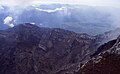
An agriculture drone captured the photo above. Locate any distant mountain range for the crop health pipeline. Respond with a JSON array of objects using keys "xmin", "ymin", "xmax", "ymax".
[
  {"xmin": 0, "ymin": 4, "xmax": 119, "ymax": 35},
  {"xmin": 1, "ymin": 3, "xmax": 120, "ymax": 74}
]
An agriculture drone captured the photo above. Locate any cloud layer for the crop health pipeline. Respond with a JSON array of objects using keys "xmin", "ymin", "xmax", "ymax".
[
  {"xmin": 0, "ymin": 0, "xmax": 120, "ymax": 7},
  {"xmin": 35, "ymin": 7, "xmax": 66, "ymax": 13}
]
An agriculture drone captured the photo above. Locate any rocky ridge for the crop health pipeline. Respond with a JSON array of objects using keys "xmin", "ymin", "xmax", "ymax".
[
  {"xmin": 0, "ymin": 23, "xmax": 120, "ymax": 74},
  {"xmin": 77, "ymin": 35, "xmax": 120, "ymax": 74},
  {"xmin": 0, "ymin": 23, "xmax": 98, "ymax": 74}
]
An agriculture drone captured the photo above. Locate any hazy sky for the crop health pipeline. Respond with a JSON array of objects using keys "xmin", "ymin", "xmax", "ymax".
[{"xmin": 0, "ymin": 0, "xmax": 120, "ymax": 7}]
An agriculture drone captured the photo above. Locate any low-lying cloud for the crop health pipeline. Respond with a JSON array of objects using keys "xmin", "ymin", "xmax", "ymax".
[
  {"xmin": 4, "ymin": 16, "xmax": 14, "ymax": 27},
  {"xmin": 35, "ymin": 7, "xmax": 66, "ymax": 13}
]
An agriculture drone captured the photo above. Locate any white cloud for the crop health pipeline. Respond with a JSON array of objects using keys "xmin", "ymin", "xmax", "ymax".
[
  {"xmin": 4, "ymin": 16, "xmax": 14, "ymax": 27},
  {"xmin": 35, "ymin": 7, "xmax": 66, "ymax": 13},
  {"xmin": 35, "ymin": 7, "xmax": 71, "ymax": 16}
]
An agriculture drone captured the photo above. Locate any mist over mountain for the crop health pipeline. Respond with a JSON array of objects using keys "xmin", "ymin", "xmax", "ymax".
[
  {"xmin": 0, "ymin": 2, "xmax": 120, "ymax": 74},
  {"xmin": 0, "ymin": 4, "xmax": 119, "ymax": 35}
]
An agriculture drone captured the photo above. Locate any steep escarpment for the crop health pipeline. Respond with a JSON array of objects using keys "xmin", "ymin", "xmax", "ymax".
[
  {"xmin": 96, "ymin": 28, "xmax": 120, "ymax": 45},
  {"xmin": 77, "ymin": 53, "xmax": 120, "ymax": 74},
  {"xmin": 91, "ymin": 39, "xmax": 117, "ymax": 57},
  {"xmin": 0, "ymin": 23, "xmax": 98, "ymax": 74},
  {"xmin": 77, "ymin": 36, "xmax": 120, "ymax": 74}
]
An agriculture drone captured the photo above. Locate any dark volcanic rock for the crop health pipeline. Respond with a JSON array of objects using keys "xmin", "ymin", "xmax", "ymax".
[
  {"xmin": 91, "ymin": 39, "xmax": 117, "ymax": 57},
  {"xmin": 77, "ymin": 36, "xmax": 120, "ymax": 74},
  {"xmin": 0, "ymin": 23, "xmax": 98, "ymax": 74},
  {"xmin": 77, "ymin": 53, "xmax": 120, "ymax": 74}
]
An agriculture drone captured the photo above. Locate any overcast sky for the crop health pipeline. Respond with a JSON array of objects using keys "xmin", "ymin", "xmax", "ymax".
[{"xmin": 0, "ymin": 0, "xmax": 120, "ymax": 7}]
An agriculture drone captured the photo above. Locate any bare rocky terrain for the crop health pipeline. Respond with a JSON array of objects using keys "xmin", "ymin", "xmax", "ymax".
[
  {"xmin": 77, "ymin": 36, "xmax": 120, "ymax": 74},
  {"xmin": 0, "ymin": 23, "xmax": 120, "ymax": 74}
]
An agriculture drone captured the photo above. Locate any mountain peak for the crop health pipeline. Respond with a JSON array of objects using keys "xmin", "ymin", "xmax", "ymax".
[{"xmin": 14, "ymin": 23, "xmax": 38, "ymax": 29}]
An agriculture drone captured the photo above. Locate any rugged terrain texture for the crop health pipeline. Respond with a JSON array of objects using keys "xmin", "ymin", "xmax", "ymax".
[
  {"xmin": 1, "ymin": 23, "xmax": 120, "ymax": 74},
  {"xmin": 77, "ymin": 36, "xmax": 120, "ymax": 74},
  {"xmin": 96, "ymin": 28, "xmax": 120, "ymax": 45},
  {"xmin": 0, "ymin": 23, "xmax": 99, "ymax": 74}
]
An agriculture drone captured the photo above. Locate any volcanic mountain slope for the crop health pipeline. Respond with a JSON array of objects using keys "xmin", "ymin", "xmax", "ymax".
[
  {"xmin": 91, "ymin": 28, "xmax": 120, "ymax": 57},
  {"xmin": 77, "ymin": 36, "xmax": 120, "ymax": 74},
  {"xmin": 0, "ymin": 23, "xmax": 99, "ymax": 74}
]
